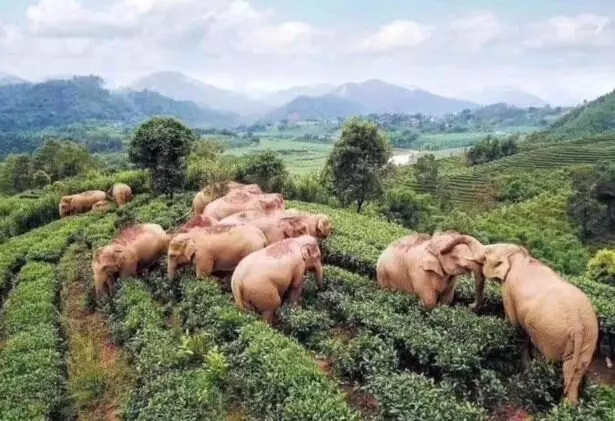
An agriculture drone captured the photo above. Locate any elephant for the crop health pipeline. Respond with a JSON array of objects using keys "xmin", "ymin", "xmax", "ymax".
[
  {"xmin": 464, "ymin": 243, "xmax": 599, "ymax": 405},
  {"xmin": 92, "ymin": 223, "xmax": 169, "ymax": 297},
  {"xmin": 282, "ymin": 213, "xmax": 332, "ymax": 239},
  {"xmin": 109, "ymin": 183, "xmax": 133, "ymax": 207},
  {"xmin": 59, "ymin": 190, "xmax": 107, "ymax": 218},
  {"xmin": 218, "ymin": 209, "xmax": 279, "ymax": 225},
  {"xmin": 231, "ymin": 235, "xmax": 324, "ymax": 324},
  {"xmin": 167, "ymin": 223, "xmax": 267, "ymax": 279},
  {"xmin": 376, "ymin": 231, "xmax": 485, "ymax": 310},
  {"xmin": 236, "ymin": 214, "xmax": 310, "ymax": 245},
  {"xmin": 192, "ymin": 182, "xmax": 263, "ymax": 215},
  {"xmin": 92, "ymin": 200, "xmax": 111, "ymax": 213},
  {"xmin": 203, "ymin": 192, "xmax": 285, "ymax": 221},
  {"xmin": 178, "ymin": 214, "xmax": 218, "ymax": 233}
]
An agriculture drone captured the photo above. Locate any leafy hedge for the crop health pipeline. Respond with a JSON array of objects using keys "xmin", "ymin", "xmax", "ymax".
[
  {"xmin": 0, "ymin": 170, "xmax": 148, "ymax": 242},
  {"xmin": 0, "ymin": 263, "xmax": 67, "ymax": 420}
]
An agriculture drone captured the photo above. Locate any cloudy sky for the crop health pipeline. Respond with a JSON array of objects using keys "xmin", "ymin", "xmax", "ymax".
[{"xmin": 1, "ymin": 0, "xmax": 614, "ymax": 104}]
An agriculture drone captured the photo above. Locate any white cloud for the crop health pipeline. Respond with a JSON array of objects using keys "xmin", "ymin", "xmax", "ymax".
[
  {"xmin": 523, "ymin": 13, "xmax": 612, "ymax": 48},
  {"xmin": 357, "ymin": 20, "xmax": 432, "ymax": 54},
  {"xmin": 448, "ymin": 12, "xmax": 507, "ymax": 52}
]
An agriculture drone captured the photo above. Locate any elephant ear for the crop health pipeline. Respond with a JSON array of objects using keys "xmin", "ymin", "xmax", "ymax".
[
  {"xmin": 301, "ymin": 242, "xmax": 318, "ymax": 262},
  {"xmin": 484, "ymin": 251, "xmax": 511, "ymax": 282},
  {"xmin": 281, "ymin": 220, "xmax": 294, "ymax": 239},
  {"xmin": 316, "ymin": 216, "xmax": 328, "ymax": 236},
  {"xmin": 183, "ymin": 238, "xmax": 197, "ymax": 261},
  {"xmin": 420, "ymin": 254, "xmax": 444, "ymax": 278}
]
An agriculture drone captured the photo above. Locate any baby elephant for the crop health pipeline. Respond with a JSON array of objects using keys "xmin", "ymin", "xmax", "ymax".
[
  {"xmin": 231, "ymin": 235, "xmax": 324, "ymax": 324},
  {"xmin": 167, "ymin": 224, "xmax": 267, "ymax": 279},
  {"xmin": 92, "ymin": 223, "xmax": 169, "ymax": 297},
  {"xmin": 469, "ymin": 243, "xmax": 599, "ymax": 405},
  {"xmin": 109, "ymin": 182, "xmax": 133, "ymax": 207}
]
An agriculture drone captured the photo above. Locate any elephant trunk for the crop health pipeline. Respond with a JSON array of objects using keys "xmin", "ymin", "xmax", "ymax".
[
  {"xmin": 167, "ymin": 259, "xmax": 178, "ymax": 280},
  {"xmin": 94, "ymin": 270, "xmax": 108, "ymax": 298}
]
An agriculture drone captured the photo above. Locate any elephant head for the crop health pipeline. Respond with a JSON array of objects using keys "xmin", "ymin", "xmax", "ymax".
[
  {"xmin": 433, "ymin": 232, "xmax": 487, "ymax": 310},
  {"xmin": 474, "ymin": 243, "xmax": 529, "ymax": 283},
  {"xmin": 93, "ymin": 245, "xmax": 126, "ymax": 297},
  {"xmin": 314, "ymin": 214, "xmax": 332, "ymax": 238},
  {"xmin": 59, "ymin": 196, "xmax": 73, "ymax": 217},
  {"xmin": 280, "ymin": 217, "xmax": 310, "ymax": 238},
  {"xmin": 299, "ymin": 236, "xmax": 324, "ymax": 288},
  {"xmin": 167, "ymin": 234, "xmax": 196, "ymax": 279}
]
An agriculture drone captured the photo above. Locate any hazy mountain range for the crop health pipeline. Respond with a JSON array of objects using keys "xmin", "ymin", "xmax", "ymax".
[{"xmin": 0, "ymin": 70, "xmax": 553, "ymax": 124}]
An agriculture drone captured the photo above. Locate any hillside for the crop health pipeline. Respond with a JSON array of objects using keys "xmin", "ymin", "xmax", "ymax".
[
  {"xmin": 0, "ymin": 76, "xmax": 238, "ymax": 132},
  {"xmin": 260, "ymin": 83, "xmax": 335, "ymax": 106},
  {"xmin": 262, "ymin": 94, "xmax": 367, "ymax": 121},
  {"xmin": 0, "ymin": 73, "xmax": 27, "ymax": 86},
  {"xmin": 130, "ymin": 71, "xmax": 265, "ymax": 116},
  {"xmin": 464, "ymin": 86, "xmax": 548, "ymax": 108},
  {"xmin": 549, "ymin": 89, "xmax": 615, "ymax": 137},
  {"xmin": 328, "ymin": 79, "xmax": 478, "ymax": 115}
]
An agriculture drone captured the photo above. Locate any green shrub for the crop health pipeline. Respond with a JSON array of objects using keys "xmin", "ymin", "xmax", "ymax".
[
  {"xmin": 586, "ymin": 249, "xmax": 615, "ymax": 287},
  {"xmin": 0, "ymin": 262, "xmax": 66, "ymax": 420},
  {"xmin": 541, "ymin": 384, "xmax": 615, "ymax": 420}
]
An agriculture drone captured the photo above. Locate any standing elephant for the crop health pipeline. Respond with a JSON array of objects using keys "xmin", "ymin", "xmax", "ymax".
[
  {"xmin": 59, "ymin": 190, "xmax": 107, "ymax": 218},
  {"xmin": 192, "ymin": 182, "xmax": 263, "ymax": 215},
  {"xmin": 167, "ymin": 223, "xmax": 267, "ymax": 279},
  {"xmin": 203, "ymin": 192, "xmax": 285, "ymax": 221},
  {"xmin": 376, "ymin": 231, "xmax": 485, "ymax": 310},
  {"xmin": 92, "ymin": 223, "xmax": 169, "ymax": 297},
  {"xmin": 109, "ymin": 183, "xmax": 133, "ymax": 207},
  {"xmin": 465, "ymin": 243, "xmax": 599, "ymax": 405},
  {"xmin": 231, "ymin": 235, "xmax": 324, "ymax": 324}
]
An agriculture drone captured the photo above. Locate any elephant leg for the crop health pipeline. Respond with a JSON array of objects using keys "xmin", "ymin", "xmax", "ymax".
[
  {"xmin": 287, "ymin": 271, "xmax": 306, "ymax": 305},
  {"xmin": 521, "ymin": 332, "xmax": 533, "ymax": 369},
  {"xmin": 195, "ymin": 254, "xmax": 215, "ymax": 278},
  {"xmin": 562, "ymin": 355, "xmax": 589, "ymax": 406},
  {"xmin": 417, "ymin": 289, "xmax": 438, "ymax": 310},
  {"xmin": 263, "ymin": 310, "xmax": 276, "ymax": 325},
  {"xmin": 438, "ymin": 281, "xmax": 457, "ymax": 306}
]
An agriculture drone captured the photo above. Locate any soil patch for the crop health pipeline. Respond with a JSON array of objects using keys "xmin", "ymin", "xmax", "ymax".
[{"xmin": 587, "ymin": 356, "xmax": 615, "ymax": 387}]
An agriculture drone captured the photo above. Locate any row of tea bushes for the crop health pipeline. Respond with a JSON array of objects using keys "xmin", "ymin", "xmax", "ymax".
[{"xmin": 289, "ymin": 201, "xmax": 615, "ymax": 338}]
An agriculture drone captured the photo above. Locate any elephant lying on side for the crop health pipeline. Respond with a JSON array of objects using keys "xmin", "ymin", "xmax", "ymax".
[
  {"xmin": 92, "ymin": 223, "xmax": 169, "ymax": 297},
  {"xmin": 236, "ymin": 215, "xmax": 310, "ymax": 245},
  {"xmin": 376, "ymin": 231, "xmax": 485, "ymax": 310},
  {"xmin": 59, "ymin": 190, "xmax": 107, "ymax": 218},
  {"xmin": 282, "ymin": 213, "xmax": 332, "ymax": 239},
  {"xmin": 167, "ymin": 223, "xmax": 267, "ymax": 279},
  {"xmin": 192, "ymin": 182, "xmax": 263, "ymax": 215},
  {"xmin": 463, "ymin": 243, "xmax": 599, "ymax": 405},
  {"xmin": 231, "ymin": 235, "xmax": 324, "ymax": 324},
  {"xmin": 203, "ymin": 192, "xmax": 285, "ymax": 220},
  {"xmin": 109, "ymin": 183, "xmax": 133, "ymax": 207},
  {"xmin": 178, "ymin": 214, "xmax": 218, "ymax": 233}
]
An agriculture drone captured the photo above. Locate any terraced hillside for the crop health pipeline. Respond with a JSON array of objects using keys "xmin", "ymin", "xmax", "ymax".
[
  {"xmin": 0, "ymin": 190, "xmax": 614, "ymax": 420},
  {"xmin": 400, "ymin": 135, "xmax": 615, "ymax": 206}
]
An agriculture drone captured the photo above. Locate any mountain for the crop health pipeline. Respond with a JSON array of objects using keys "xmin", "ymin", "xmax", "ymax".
[
  {"xmin": 130, "ymin": 71, "xmax": 266, "ymax": 116},
  {"xmin": 0, "ymin": 76, "xmax": 239, "ymax": 132},
  {"xmin": 327, "ymin": 79, "xmax": 479, "ymax": 115},
  {"xmin": 464, "ymin": 87, "xmax": 548, "ymax": 108},
  {"xmin": 260, "ymin": 84, "xmax": 336, "ymax": 106},
  {"xmin": 0, "ymin": 73, "xmax": 27, "ymax": 86},
  {"xmin": 262, "ymin": 95, "xmax": 366, "ymax": 122},
  {"xmin": 549, "ymin": 89, "xmax": 615, "ymax": 137}
]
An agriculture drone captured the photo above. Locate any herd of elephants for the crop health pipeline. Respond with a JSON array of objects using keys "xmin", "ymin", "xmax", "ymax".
[{"xmin": 57, "ymin": 181, "xmax": 612, "ymax": 406}]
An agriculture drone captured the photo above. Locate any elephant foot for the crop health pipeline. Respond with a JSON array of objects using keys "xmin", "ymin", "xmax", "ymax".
[{"xmin": 607, "ymin": 356, "xmax": 613, "ymax": 369}]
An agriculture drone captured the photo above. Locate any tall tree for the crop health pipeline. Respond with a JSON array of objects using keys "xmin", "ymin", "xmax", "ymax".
[
  {"xmin": 325, "ymin": 118, "xmax": 391, "ymax": 212},
  {"xmin": 129, "ymin": 117, "xmax": 194, "ymax": 198}
]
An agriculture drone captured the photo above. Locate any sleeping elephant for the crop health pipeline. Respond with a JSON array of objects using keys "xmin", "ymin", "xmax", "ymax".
[
  {"xmin": 192, "ymin": 182, "xmax": 263, "ymax": 215},
  {"xmin": 92, "ymin": 223, "xmax": 169, "ymax": 297},
  {"xmin": 92, "ymin": 200, "xmax": 112, "ymax": 213},
  {"xmin": 167, "ymin": 223, "xmax": 267, "ymax": 279},
  {"xmin": 178, "ymin": 214, "xmax": 218, "ymax": 233},
  {"xmin": 238, "ymin": 215, "xmax": 310, "ymax": 245},
  {"xmin": 465, "ymin": 243, "xmax": 599, "ymax": 405},
  {"xmin": 282, "ymin": 213, "xmax": 331, "ymax": 239},
  {"xmin": 203, "ymin": 192, "xmax": 285, "ymax": 221},
  {"xmin": 231, "ymin": 235, "xmax": 324, "ymax": 324},
  {"xmin": 109, "ymin": 183, "xmax": 133, "ymax": 207},
  {"xmin": 59, "ymin": 190, "xmax": 107, "ymax": 218},
  {"xmin": 376, "ymin": 231, "xmax": 485, "ymax": 310}
]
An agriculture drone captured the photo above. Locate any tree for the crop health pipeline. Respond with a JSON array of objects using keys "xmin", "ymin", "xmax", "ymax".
[
  {"xmin": 325, "ymin": 118, "xmax": 391, "ymax": 212},
  {"xmin": 129, "ymin": 117, "xmax": 194, "ymax": 198},
  {"xmin": 0, "ymin": 154, "xmax": 33, "ymax": 194},
  {"xmin": 414, "ymin": 154, "xmax": 439, "ymax": 191},
  {"xmin": 235, "ymin": 151, "xmax": 288, "ymax": 193}
]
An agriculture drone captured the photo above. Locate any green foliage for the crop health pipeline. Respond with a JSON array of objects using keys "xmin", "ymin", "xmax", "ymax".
[
  {"xmin": 586, "ymin": 249, "xmax": 615, "ymax": 286},
  {"xmin": 129, "ymin": 117, "xmax": 195, "ymax": 197},
  {"xmin": 541, "ymin": 384, "xmax": 615, "ymax": 420},
  {"xmin": 550, "ymin": 89, "xmax": 615, "ymax": 138},
  {"xmin": 378, "ymin": 187, "xmax": 437, "ymax": 231},
  {"xmin": 234, "ymin": 150, "xmax": 289, "ymax": 192},
  {"xmin": 466, "ymin": 134, "xmax": 519, "ymax": 166},
  {"xmin": 414, "ymin": 153, "xmax": 440, "ymax": 191},
  {"xmin": 325, "ymin": 118, "xmax": 392, "ymax": 212},
  {"xmin": 0, "ymin": 263, "xmax": 66, "ymax": 420}
]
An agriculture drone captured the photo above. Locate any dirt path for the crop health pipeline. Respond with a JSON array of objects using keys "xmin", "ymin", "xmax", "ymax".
[{"xmin": 60, "ymin": 246, "xmax": 135, "ymax": 421}]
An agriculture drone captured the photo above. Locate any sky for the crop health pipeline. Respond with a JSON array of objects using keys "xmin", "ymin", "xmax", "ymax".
[{"xmin": 0, "ymin": 0, "xmax": 614, "ymax": 105}]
